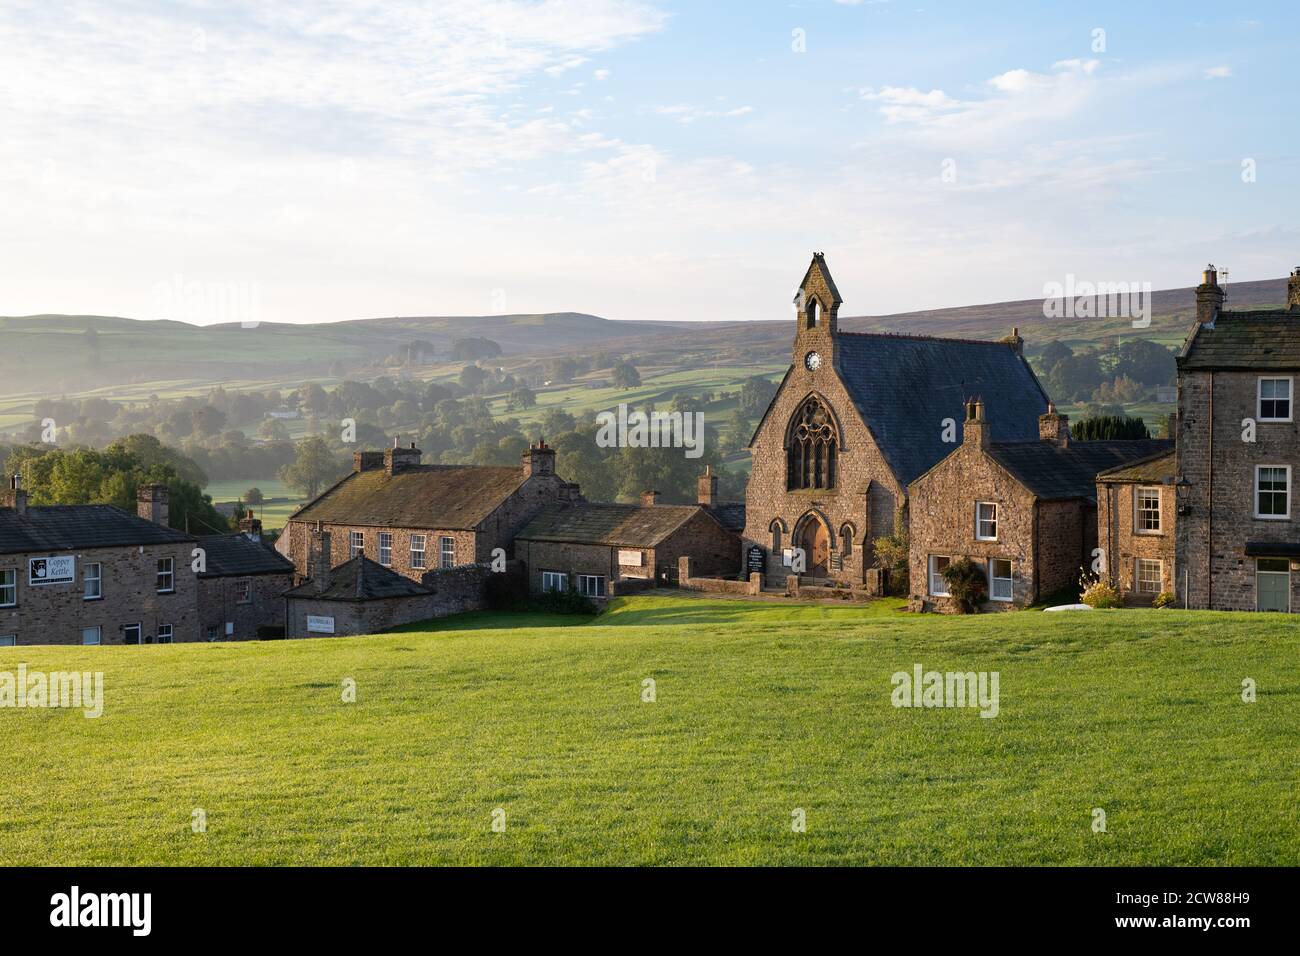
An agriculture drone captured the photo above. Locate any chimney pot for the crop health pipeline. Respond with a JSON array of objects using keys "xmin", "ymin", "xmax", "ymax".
[{"xmin": 641, "ymin": 489, "xmax": 661, "ymax": 507}]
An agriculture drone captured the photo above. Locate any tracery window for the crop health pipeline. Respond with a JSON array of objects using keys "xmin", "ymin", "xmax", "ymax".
[{"xmin": 787, "ymin": 396, "xmax": 838, "ymax": 490}]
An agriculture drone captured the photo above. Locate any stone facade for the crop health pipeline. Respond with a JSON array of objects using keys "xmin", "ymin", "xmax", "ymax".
[
  {"xmin": 197, "ymin": 571, "xmax": 291, "ymax": 641},
  {"xmin": 1096, "ymin": 476, "xmax": 1176, "ymax": 605},
  {"xmin": 1176, "ymin": 266, "xmax": 1300, "ymax": 611},
  {"xmin": 285, "ymin": 564, "xmax": 490, "ymax": 638}
]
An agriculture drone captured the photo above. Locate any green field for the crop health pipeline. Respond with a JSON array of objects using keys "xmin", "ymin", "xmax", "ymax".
[
  {"xmin": 2, "ymin": 594, "xmax": 1296, "ymax": 866},
  {"xmin": 204, "ymin": 478, "xmax": 305, "ymax": 531}
]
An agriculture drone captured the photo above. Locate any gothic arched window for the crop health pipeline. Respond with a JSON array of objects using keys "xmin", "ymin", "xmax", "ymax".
[{"xmin": 786, "ymin": 396, "xmax": 838, "ymax": 490}]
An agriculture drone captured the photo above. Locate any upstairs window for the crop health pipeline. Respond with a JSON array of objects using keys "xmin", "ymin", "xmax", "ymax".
[
  {"xmin": 975, "ymin": 502, "xmax": 998, "ymax": 541},
  {"xmin": 1135, "ymin": 487, "xmax": 1162, "ymax": 533},
  {"xmin": 440, "ymin": 536, "xmax": 456, "ymax": 569},
  {"xmin": 787, "ymin": 396, "xmax": 837, "ymax": 490},
  {"xmin": 236, "ymin": 579, "xmax": 252, "ymax": 604},
  {"xmin": 1256, "ymin": 466, "xmax": 1290, "ymax": 519},
  {"xmin": 156, "ymin": 558, "xmax": 174, "ymax": 593},
  {"xmin": 1258, "ymin": 377, "xmax": 1292, "ymax": 422},
  {"xmin": 349, "ymin": 531, "xmax": 364, "ymax": 558},
  {"xmin": 410, "ymin": 534, "xmax": 426, "ymax": 569},
  {"xmin": 378, "ymin": 532, "xmax": 393, "ymax": 567},
  {"xmin": 84, "ymin": 562, "xmax": 102, "ymax": 600}
]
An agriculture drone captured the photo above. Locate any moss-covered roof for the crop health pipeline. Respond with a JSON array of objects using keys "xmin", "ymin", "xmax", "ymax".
[
  {"xmin": 1095, "ymin": 449, "xmax": 1177, "ymax": 484},
  {"xmin": 1178, "ymin": 308, "xmax": 1300, "ymax": 370},
  {"xmin": 290, "ymin": 464, "xmax": 525, "ymax": 530},
  {"xmin": 517, "ymin": 503, "xmax": 703, "ymax": 547}
]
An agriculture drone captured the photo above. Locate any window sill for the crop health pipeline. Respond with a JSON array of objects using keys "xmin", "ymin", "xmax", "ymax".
[
  {"xmin": 1253, "ymin": 515, "xmax": 1291, "ymax": 522},
  {"xmin": 156, "ymin": 589, "xmax": 175, "ymax": 595}
]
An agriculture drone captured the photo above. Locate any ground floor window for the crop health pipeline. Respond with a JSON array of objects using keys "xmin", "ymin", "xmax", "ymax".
[
  {"xmin": 1256, "ymin": 558, "xmax": 1290, "ymax": 612},
  {"xmin": 0, "ymin": 635, "xmax": 15, "ymax": 647},
  {"xmin": 988, "ymin": 558, "xmax": 1013, "ymax": 601},
  {"xmin": 577, "ymin": 574, "xmax": 606, "ymax": 598},
  {"xmin": 157, "ymin": 624, "xmax": 174, "ymax": 644},
  {"xmin": 206, "ymin": 626, "xmax": 220, "ymax": 642},
  {"xmin": 541, "ymin": 571, "xmax": 568, "ymax": 593},
  {"xmin": 928, "ymin": 556, "xmax": 950, "ymax": 596},
  {"xmin": 1135, "ymin": 558, "xmax": 1163, "ymax": 595},
  {"xmin": 82, "ymin": 626, "xmax": 101, "ymax": 645},
  {"xmin": 123, "ymin": 623, "xmax": 142, "ymax": 645}
]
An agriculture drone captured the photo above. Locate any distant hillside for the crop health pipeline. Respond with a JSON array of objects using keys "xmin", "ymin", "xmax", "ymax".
[{"xmin": 1, "ymin": 276, "xmax": 1290, "ymax": 397}]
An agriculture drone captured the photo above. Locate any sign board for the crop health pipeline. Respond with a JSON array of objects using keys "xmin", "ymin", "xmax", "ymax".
[
  {"xmin": 618, "ymin": 549, "xmax": 643, "ymax": 566},
  {"xmin": 29, "ymin": 555, "xmax": 75, "ymax": 586},
  {"xmin": 782, "ymin": 548, "xmax": 794, "ymax": 567},
  {"xmin": 746, "ymin": 545, "xmax": 765, "ymax": 575},
  {"xmin": 307, "ymin": 615, "xmax": 336, "ymax": 634}
]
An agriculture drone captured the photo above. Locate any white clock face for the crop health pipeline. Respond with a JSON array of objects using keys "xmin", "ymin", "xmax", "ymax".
[{"xmin": 805, "ymin": 351, "xmax": 822, "ymax": 371}]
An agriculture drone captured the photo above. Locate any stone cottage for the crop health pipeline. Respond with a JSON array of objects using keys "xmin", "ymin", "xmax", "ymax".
[
  {"xmin": 1096, "ymin": 449, "xmax": 1178, "ymax": 605},
  {"xmin": 908, "ymin": 401, "xmax": 1171, "ymax": 610},
  {"xmin": 743, "ymin": 253, "xmax": 1052, "ymax": 588},
  {"xmin": 196, "ymin": 512, "xmax": 296, "ymax": 640},
  {"xmin": 1176, "ymin": 265, "xmax": 1300, "ymax": 611}
]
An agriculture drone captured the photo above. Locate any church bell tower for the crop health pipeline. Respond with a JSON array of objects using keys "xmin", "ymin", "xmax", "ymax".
[{"xmin": 792, "ymin": 252, "xmax": 841, "ymax": 374}]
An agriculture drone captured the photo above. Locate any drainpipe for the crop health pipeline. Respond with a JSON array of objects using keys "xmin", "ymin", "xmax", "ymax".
[{"xmin": 1207, "ymin": 372, "xmax": 1214, "ymax": 609}]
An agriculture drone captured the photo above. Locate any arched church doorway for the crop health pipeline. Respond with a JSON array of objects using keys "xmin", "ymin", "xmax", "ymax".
[{"xmin": 796, "ymin": 515, "xmax": 831, "ymax": 577}]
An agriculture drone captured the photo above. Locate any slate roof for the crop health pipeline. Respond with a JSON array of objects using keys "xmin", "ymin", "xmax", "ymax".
[
  {"xmin": 831, "ymin": 332, "xmax": 1051, "ymax": 486},
  {"xmin": 196, "ymin": 533, "xmax": 296, "ymax": 578},
  {"xmin": 0, "ymin": 504, "xmax": 195, "ymax": 556},
  {"xmin": 290, "ymin": 464, "xmax": 525, "ymax": 530},
  {"xmin": 987, "ymin": 439, "xmax": 1174, "ymax": 501},
  {"xmin": 1179, "ymin": 307, "xmax": 1300, "ymax": 370},
  {"xmin": 284, "ymin": 555, "xmax": 430, "ymax": 601},
  {"xmin": 1095, "ymin": 449, "xmax": 1177, "ymax": 484},
  {"xmin": 517, "ymin": 503, "xmax": 705, "ymax": 547},
  {"xmin": 705, "ymin": 502, "xmax": 746, "ymax": 533}
]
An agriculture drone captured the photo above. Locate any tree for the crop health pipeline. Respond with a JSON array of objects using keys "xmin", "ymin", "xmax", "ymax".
[
  {"xmin": 1070, "ymin": 415, "xmax": 1151, "ymax": 441},
  {"xmin": 611, "ymin": 361, "xmax": 641, "ymax": 389},
  {"xmin": 459, "ymin": 365, "xmax": 489, "ymax": 393},
  {"xmin": 243, "ymin": 487, "xmax": 264, "ymax": 507},
  {"xmin": 451, "ymin": 337, "xmax": 502, "ymax": 361},
  {"xmin": 941, "ymin": 558, "xmax": 988, "ymax": 614},
  {"xmin": 548, "ymin": 357, "xmax": 579, "ymax": 383},
  {"xmin": 1037, "ymin": 340, "xmax": 1072, "ymax": 375},
  {"xmin": 738, "ymin": 375, "xmax": 778, "ymax": 415},
  {"xmin": 1113, "ymin": 339, "xmax": 1175, "ymax": 388},
  {"xmin": 258, "ymin": 418, "xmax": 291, "ymax": 441},
  {"xmin": 507, "ymin": 386, "xmax": 536, "ymax": 411},
  {"xmin": 538, "ymin": 408, "xmax": 577, "ymax": 437},
  {"xmin": 1046, "ymin": 351, "xmax": 1105, "ymax": 403},
  {"xmin": 278, "ymin": 437, "xmax": 343, "ymax": 500}
]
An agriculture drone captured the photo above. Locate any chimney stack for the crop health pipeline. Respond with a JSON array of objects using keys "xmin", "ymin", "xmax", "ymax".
[
  {"xmin": 310, "ymin": 523, "xmax": 333, "ymax": 594},
  {"xmin": 641, "ymin": 490, "xmax": 661, "ymax": 507},
  {"xmin": 239, "ymin": 509, "xmax": 263, "ymax": 541},
  {"xmin": 697, "ymin": 464, "xmax": 718, "ymax": 506},
  {"xmin": 2, "ymin": 474, "xmax": 27, "ymax": 515},
  {"xmin": 1289, "ymin": 267, "xmax": 1300, "ymax": 310},
  {"xmin": 1038, "ymin": 402, "xmax": 1070, "ymax": 446},
  {"xmin": 353, "ymin": 451, "xmax": 384, "ymax": 473},
  {"xmin": 962, "ymin": 399, "xmax": 990, "ymax": 449},
  {"xmin": 521, "ymin": 439, "xmax": 556, "ymax": 478},
  {"xmin": 137, "ymin": 483, "xmax": 169, "ymax": 526},
  {"xmin": 383, "ymin": 439, "xmax": 422, "ymax": 476},
  {"xmin": 1196, "ymin": 263, "xmax": 1225, "ymax": 325},
  {"xmin": 1003, "ymin": 326, "xmax": 1024, "ymax": 356}
]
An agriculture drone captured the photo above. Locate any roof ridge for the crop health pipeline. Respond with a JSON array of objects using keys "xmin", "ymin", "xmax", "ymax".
[{"xmin": 836, "ymin": 329, "xmax": 1017, "ymax": 347}]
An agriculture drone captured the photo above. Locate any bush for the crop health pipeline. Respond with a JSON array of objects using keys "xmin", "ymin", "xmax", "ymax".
[
  {"xmin": 941, "ymin": 557, "xmax": 987, "ymax": 614},
  {"xmin": 1152, "ymin": 591, "xmax": 1176, "ymax": 609},
  {"xmin": 872, "ymin": 527, "xmax": 909, "ymax": 596},
  {"xmin": 531, "ymin": 586, "xmax": 599, "ymax": 616},
  {"xmin": 1079, "ymin": 573, "xmax": 1122, "ymax": 608}
]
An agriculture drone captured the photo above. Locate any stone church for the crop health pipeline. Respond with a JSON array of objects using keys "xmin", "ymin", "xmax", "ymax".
[{"xmin": 742, "ymin": 253, "xmax": 1052, "ymax": 585}]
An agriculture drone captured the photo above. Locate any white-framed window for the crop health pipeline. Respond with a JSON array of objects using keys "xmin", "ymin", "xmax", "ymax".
[
  {"xmin": 349, "ymin": 531, "xmax": 364, "ymax": 558},
  {"xmin": 0, "ymin": 569, "xmax": 15, "ymax": 607},
  {"xmin": 928, "ymin": 556, "xmax": 951, "ymax": 597},
  {"xmin": 236, "ymin": 579, "xmax": 252, "ymax": 604},
  {"xmin": 988, "ymin": 558, "xmax": 1013, "ymax": 602},
  {"xmin": 123, "ymin": 623, "xmax": 142, "ymax": 645},
  {"xmin": 1258, "ymin": 377, "xmax": 1293, "ymax": 422},
  {"xmin": 378, "ymin": 532, "xmax": 393, "ymax": 567},
  {"xmin": 157, "ymin": 624, "xmax": 173, "ymax": 644},
  {"xmin": 0, "ymin": 635, "xmax": 15, "ymax": 647},
  {"xmin": 84, "ymin": 561, "xmax": 102, "ymax": 600},
  {"xmin": 577, "ymin": 574, "xmax": 606, "ymax": 598},
  {"xmin": 206, "ymin": 625, "xmax": 220, "ymax": 642},
  {"xmin": 1135, "ymin": 486, "xmax": 1162, "ymax": 533},
  {"xmin": 82, "ymin": 626, "xmax": 102, "ymax": 645},
  {"xmin": 1135, "ymin": 558, "xmax": 1163, "ymax": 594},
  {"xmin": 156, "ymin": 557, "xmax": 174, "ymax": 593},
  {"xmin": 410, "ymin": 534, "xmax": 426, "ymax": 569},
  {"xmin": 1256, "ymin": 558, "xmax": 1290, "ymax": 612},
  {"xmin": 541, "ymin": 571, "xmax": 568, "ymax": 593},
  {"xmin": 440, "ymin": 536, "xmax": 455, "ymax": 569},
  {"xmin": 975, "ymin": 502, "xmax": 998, "ymax": 541},
  {"xmin": 1255, "ymin": 465, "xmax": 1291, "ymax": 519}
]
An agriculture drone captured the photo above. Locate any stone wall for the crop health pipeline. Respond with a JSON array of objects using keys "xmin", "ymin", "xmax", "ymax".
[
  {"xmin": 0, "ymin": 541, "xmax": 199, "ymax": 645},
  {"xmin": 907, "ymin": 441, "xmax": 1040, "ymax": 609},
  {"xmin": 677, "ymin": 556, "xmax": 761, "ymax": 595},
  {"xmin": 1177, "ymin": 368, "xmax": 1300, "ymax": 611},
  {"xmin": 285, "ymin": 564, "xmax": 491, "ymax": 638},
  {"xmin": 197, "ymin": 571, "xmax": 292, "ymax": 641},
  {"xmin": 1097, "ymin": 479, "xmax": 1176, "ymax": 605}
]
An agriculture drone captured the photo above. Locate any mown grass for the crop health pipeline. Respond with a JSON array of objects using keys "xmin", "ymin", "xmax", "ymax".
[{"xmin": 1, "ymin": 598, "xmax": 1297, "ymax": 866}]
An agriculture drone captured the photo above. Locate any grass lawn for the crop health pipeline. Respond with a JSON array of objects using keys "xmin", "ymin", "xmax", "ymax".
[{"xmin": 1, "ymin": 596, "xmax": 1297, "ymax": 866}]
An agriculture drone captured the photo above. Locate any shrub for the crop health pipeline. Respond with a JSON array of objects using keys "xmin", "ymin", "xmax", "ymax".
[
  {"xmin": 941, "ymin": 557, "xmax": 987, "ymax": 614},
  {"xmin": 1152, "ymin": 591, "xmax": 1176, "ymax": 609},
  {"xmin": 1079, "ymin": 573, "xmax": 1122, "ymax": 608},
  {"xmin": 531, "ymin": 586, "xmax": 599, "ymax": 616},
  {"xmin": 872, "ymin": 527, "xmax": 910, "ymax": 596}
]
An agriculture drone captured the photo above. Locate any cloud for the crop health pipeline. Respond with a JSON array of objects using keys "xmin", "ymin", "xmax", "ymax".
[
  {"xmin": 1204, "ymin": 65, "xmax": 1232, "ymax": 79},
  {"xmin": 654, "ymin": 103, "xmax": 754, "ymax": 124}
]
